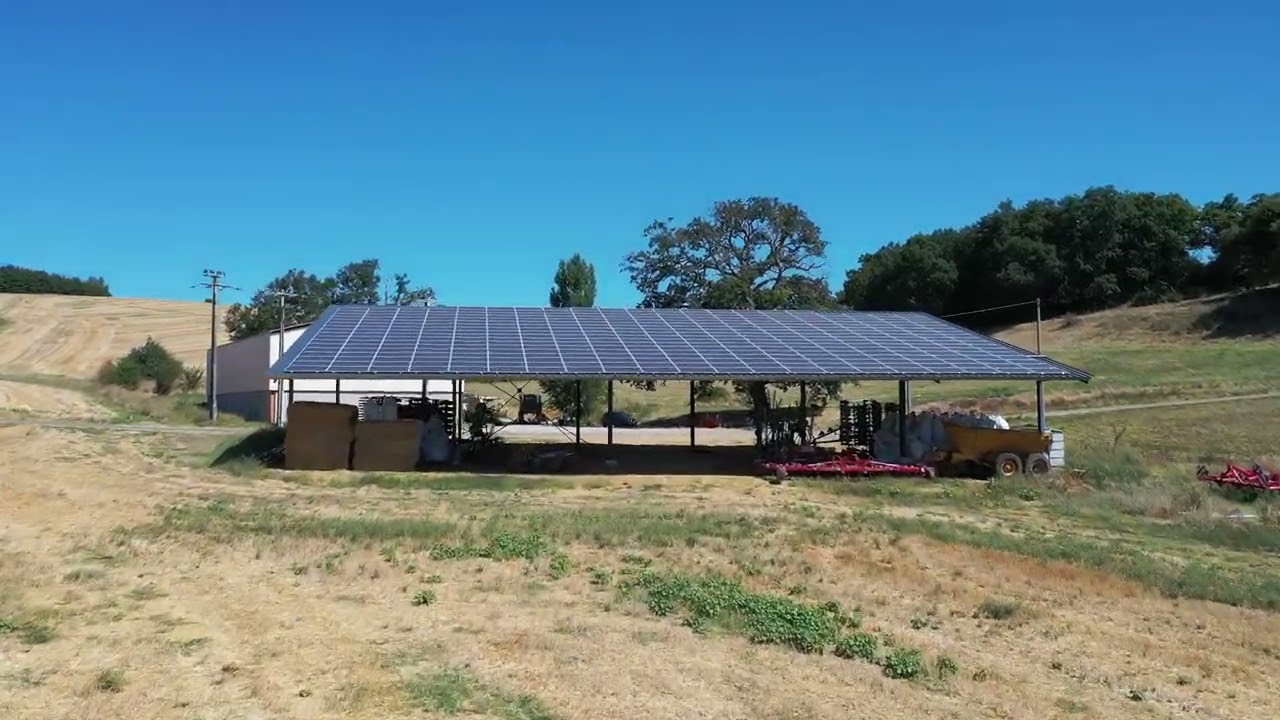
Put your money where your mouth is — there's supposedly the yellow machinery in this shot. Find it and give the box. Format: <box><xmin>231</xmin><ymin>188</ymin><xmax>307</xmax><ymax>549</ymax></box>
<box><xmin>933</xmin><ymin>423</ymin><xmax>1053</xmax><ymax>478</ymax></box>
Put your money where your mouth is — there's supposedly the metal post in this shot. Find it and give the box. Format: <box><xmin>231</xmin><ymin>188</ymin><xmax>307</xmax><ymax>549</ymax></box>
<box><xmin>606</xmin><ymin>380</ymin><xmax>614</xmax><ymax>445</ymax></box>
<box><xmin>421</xmin><ymin>379</ymin><xmax>427</xmax><ymax>399</ymax></box>
<box><xmin>1035</xmin><ymin>298</ymin><xmax>1046</xmax><ymax>433</ymax></box>
<box><xmin>335</xmin><ymin>378</ymin><xmax>341</xmax><ymax>404</ymax></box>
<box><xmin>271</xmin><ymin>290</ymin><xmax>297</xmax><ymax>427</ymax></box>
<box><xmin>450</xmin><ymin>379</ymin><xmax>459</xmax><ymax>439</ymax></box>
<box><xmin>897</xmin><ymin>380</ymin><xmax>910</xmax><ymax>460</ymax></box>
<box><xmin>689</xmin><ymin>381</ymin><xmax>696</xmax><ymax>448</ymax></box>
<box><xmin>287</xmin><ymin>378</ymin><xmax>294</xmax><ymax>423</ymax></box>
<box><xmin>799</xmin><ymin>381</ymin><xmax>808</xmax><ymax>444</ymax></box>
<box><xmin>1035</xmin><ymin>298</ymin><xmax>1043</xmax><ymax>355</ymax></box>
<box><xmin>574</xmin><ymin>380</ymin><xmax>582</xmax><ymax>448</ymax></box>
<box><xmin>1036</xmin><ymin>381</ymin><xmax>1048</xmax><ymax>433</ymax></box>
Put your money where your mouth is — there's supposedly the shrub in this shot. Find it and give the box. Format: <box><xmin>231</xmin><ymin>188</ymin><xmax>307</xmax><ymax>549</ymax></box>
<box><xmin>1072</xmin><ymin>445</ymin><xmax>1148</xmax><ymax>488</ymax></box>
<box><xmin>882</xmin><ymin>647</ymin><xmax>925</xmax><ymax>679</ymax></box>
<box><xmin>98</xmin><ymin>358</ymin><xmax>142</xmax><ymax>390</ymax></box>
<box><xmin>833</xmin><ymin>631</ymin><xmax>878</xmax><ymax>662</ymax></box>
<box><xmin>621</xmin><ymin>569</ymin><xmax>854</xmax><ymax>654</ymax></box>
<box><xmin>98</xmin><ymin>337</ymin><xmax>183</xmax><ymax>395</ymax></box>
<box><xmin>180</xmin><ymin>365</ymin><xmax>205</xmax><ymax>393</ymax></box>
<box><xmin>410</xmin><ymin>589</ymin><xmax>437</xmax><ymax>606</ymax></box>
<box><xmin>976</xmin><ymin>597</ymin><xmax>1022</xmax><ymax>620</ymax></box>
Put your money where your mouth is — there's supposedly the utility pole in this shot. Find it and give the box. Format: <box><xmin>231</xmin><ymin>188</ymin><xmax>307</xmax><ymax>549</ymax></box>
<box><xmin>267</xmin><ymin>288</ymin><xmax>299</xmax><ymax>425</ymax></box>
<box><xmin>1034</xmin><ymin>297</ymin><xmax>1047</xmax><ymax>433</ymax></box>
<box><xmin>195</xmin><ymin>270</ymin><xmax>238</xmax><ymax>422</ymax></box>
<box><xmin>1035</xmin><ymin>297</ymin><xmax>1043</xmax><ymax>355</ymax></box>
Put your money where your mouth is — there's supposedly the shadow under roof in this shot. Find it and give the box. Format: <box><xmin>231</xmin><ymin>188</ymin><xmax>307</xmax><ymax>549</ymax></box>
<box><xmin>265</xmin><ymin>305</ymin><xmax>1091</xmax><ymax>383</ymax></box>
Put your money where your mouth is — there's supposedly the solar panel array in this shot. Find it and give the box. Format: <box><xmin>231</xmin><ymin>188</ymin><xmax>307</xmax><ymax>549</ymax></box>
<box><xmin>267</xmin><ymin>305</ymin><xmax>1090</xmax><ymax>382</ymax></box>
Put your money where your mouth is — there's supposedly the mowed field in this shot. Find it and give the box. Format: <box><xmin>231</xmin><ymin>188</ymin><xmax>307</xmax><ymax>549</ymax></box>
<box><xmin>1</xmin><ymin>290</ymin><xmax>1280</xmax><ymax>718</ymax></box>
<box><xmin>3</xmin><ymin>396</ymin><xmax>1280</xmax><ymax>719</ymax></box>
<box><xmin>0</xmin><ymin>293</ymin><xmax>221</xmax><ymax>379</ymax></box>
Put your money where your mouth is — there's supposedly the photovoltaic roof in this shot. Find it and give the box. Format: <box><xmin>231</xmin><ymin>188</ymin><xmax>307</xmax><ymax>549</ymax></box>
<box><xmin>265</xmin><ymin>305</ymin><xmax>1091</xmax><ymax>382</ymax></box>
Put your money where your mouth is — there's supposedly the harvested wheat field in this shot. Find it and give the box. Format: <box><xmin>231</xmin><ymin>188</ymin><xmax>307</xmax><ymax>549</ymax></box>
<box><xmin>0</xmin><ymin>379</ymin><xmax>112</xmax><ymax>420</ymax></box>
<box><xmin>0</xmin><ymin>294</ymin><xmax>220</xmax><ymax>378</ymax></box>
<box><xmin>4</xmin><ymin>413</ymin><xmax>1280</xmax><ymax>720</ymax></box>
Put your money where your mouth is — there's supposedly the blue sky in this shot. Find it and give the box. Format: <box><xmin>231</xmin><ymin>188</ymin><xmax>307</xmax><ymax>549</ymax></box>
<box><xmin>2</xmin><ymin>0</ymin><xmax>1276</xmax><ymax>308</ymax></box>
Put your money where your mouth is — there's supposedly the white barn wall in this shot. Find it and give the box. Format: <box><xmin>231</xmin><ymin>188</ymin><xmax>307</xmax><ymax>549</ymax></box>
<box><xmin>211</xmin><ymin>323</ymin><xmax>459</xmax><ymax>423</ymax></box>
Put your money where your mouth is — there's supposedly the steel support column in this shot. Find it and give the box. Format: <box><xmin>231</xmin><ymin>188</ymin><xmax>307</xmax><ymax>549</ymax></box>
<box><xmin>799</xmin><ymin>381</ymin><xmax>808</xmax><ymax>443</ymax></box>
<box><xmin>335</xmin><ymin>378</ymin><xmax>341</xmax><ymax>404</ymax></box>
<box><xmin>574</xmin><ymin>380</ymin><xmax>582</xmax><ymax>448</ymax></box>
<box><xmin>689</xmin><ymin>381</ymin><xmax>696</xmax><ymax>448</ymax></box>
<box><xmin>606</xmin><ymin>380</ymin><xmax>614</xmax><ymax>445</ymax></box>
<box><xmin>897</xmin><ymin>380</ymin><xmax>911</xmax><ymax>460</ymax></box>
<box><xmin>1036</xmin><ymin>381</ymin><xmax>1048</xmax><ymax>433</ymax></box>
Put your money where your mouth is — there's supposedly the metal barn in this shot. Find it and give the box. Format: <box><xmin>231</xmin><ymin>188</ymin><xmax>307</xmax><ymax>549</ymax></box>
<box><xmin>207</xmin><ymin>322</ymin><xmax>460</xmax><ymax>423</ymax></box>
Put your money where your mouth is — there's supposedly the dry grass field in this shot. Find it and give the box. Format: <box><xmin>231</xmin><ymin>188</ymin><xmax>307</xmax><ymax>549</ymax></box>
<box><xmin>2</xmin><ymin>290</ymin><xmax>1280</xmax><ymax>719</ymax></box>
<box><xmin>0</xmin><ymin>293</ymin><xmax>220</xmax><ymax>379</ymax></box>
<box><xmin>4</xmin><ymin>395</ymin><xmax>1280</xmax><ymax>720</ymax></box>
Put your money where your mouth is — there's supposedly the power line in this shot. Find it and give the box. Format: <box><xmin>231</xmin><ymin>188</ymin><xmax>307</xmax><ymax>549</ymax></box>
<box><xmin>937</xmin><ymin>299</ymin><xmax>1040</xmax><ymax>320</ymax></box>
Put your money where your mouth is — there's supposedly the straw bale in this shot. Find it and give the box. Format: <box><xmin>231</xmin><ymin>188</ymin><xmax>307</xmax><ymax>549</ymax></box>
<box><xmin>287</xmin><ymin>401</ymin><xmax>357</xmax><ymax>428</ymax></box>
<box><xmin>351</xmin><ymin>420</ymin><xmax>423</xmax><ymax>472</ymax></box>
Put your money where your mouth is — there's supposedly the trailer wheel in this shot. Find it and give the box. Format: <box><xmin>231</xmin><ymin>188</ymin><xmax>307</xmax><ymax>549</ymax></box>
<box><xmin>1024</xmin><ymin>453</ymin><xmax>1051</xmax><ymax>476</ymax></box>
<box><xmin>993</xmin><ymin>452</ymin><xmax>1023</xmax><ymax>478</ymax></box>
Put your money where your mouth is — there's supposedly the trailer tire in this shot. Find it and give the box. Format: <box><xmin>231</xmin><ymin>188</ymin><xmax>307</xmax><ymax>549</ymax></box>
<box><xmin>1024</xmin><ymin>453</ymin><xmax>1051</xmax><ymax>476</ymax></box>
<box><xmin>993</xmin><ymin>452</ymin><xmax>1023</xmax><ymax>478</ymax></box>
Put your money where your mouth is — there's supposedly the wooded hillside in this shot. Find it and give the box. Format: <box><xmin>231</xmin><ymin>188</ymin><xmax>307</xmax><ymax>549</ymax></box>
<box><xmin>0</xmin><ymin>264</ymin><xmax>111</xmax><ymax>296</ymax></box>
<box><xmin>838</xmin><ymin>187</ymin><xmax>1279</xmax><ymax>326</ymax></box>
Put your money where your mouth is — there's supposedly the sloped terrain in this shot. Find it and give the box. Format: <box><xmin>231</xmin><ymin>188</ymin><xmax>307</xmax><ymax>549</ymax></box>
<box><xmin>994</xmin><ymin>285</ymin><xmax>1280</xmax><ymax>350</ymax></box>
<box><xmin>0</xmin><ymin>294</ymin><xmax>221</xmax><ymax>379</ymax></box>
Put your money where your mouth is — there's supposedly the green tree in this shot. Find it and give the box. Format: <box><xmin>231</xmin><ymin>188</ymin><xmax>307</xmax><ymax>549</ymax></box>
<box><xmin>0</xmin><ymin>265</ymin><xmax>111</xmax><ymax>296</ymax></box>
<box><xmin>623</xmin><ymin>197</ymin><xmax>839</xmax><ymax>437</ymax></box>
<box><xmin>541</xmin><ymin>253</ymin><xmax>606</xmax><ymax>423</ymax></box>
<box><xmin>837</xmin><ymin>185</ymin><xmax>1249</xmax><ymax>326</ymax></box>
<box><xmin>224</xmin><ymin>260</ymin><xmax>436</xmax><ymax>340</ymax></box>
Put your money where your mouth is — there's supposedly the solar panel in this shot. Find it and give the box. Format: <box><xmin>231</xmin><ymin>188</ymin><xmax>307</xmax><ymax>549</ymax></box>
<box><xmin>271</xmin><ymin>305</ymin><xmax>1091</xmax><ymax>382</ymax></box>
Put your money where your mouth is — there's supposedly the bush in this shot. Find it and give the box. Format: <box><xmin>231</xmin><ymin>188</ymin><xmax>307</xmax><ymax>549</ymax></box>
<box><xmin>98</xmin><ymin>337</ymin><xmax>183</xmax><ymax>395</ymax></box>
<box><xmin>833</xmin><ymin>631</ymin><xmax>878</xmax><ymax>662</ymax></box>
<box><xmin>1072</xmin><ymin>445</ymin><xmax>1148</xmax><ymax>489</ymax></box>
<box><xmin>180</xmin><ymin>365</ymin><xmax>205</xmax><ymax>393</ymax></box>
<box><xmin>98</xmin><ymin>357</ymin><xmax>143</xmax><ymax>390</ymax></box>
<box><xmin>882</xmin><ymin>647</ymin><xmax>925</xmax><ymax>679</ymax></box>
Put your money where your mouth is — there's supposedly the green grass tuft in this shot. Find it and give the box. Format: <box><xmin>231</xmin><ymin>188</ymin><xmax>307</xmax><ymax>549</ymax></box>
<box><xmin>620</xmin><ymin>569</ymin><xmax>858</xmax><ymax>654</ymax></box>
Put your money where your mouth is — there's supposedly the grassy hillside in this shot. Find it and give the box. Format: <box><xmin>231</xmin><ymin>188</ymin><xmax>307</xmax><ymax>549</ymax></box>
<box><xmin>0</xmin><ymin>293</ymin><xmax>221</xmax><ymax>379</ymax></box>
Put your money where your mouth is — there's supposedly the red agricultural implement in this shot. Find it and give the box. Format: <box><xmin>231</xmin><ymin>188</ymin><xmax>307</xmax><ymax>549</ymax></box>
<box><xmin>1195</xmin><ymin>462</ymin><xmax>1280</xmax><ymax>492</ymax></box>
<box><xmin>758</xmin><ymin>451</ymin><xmax>935</xmax><ymax>481</ymax></box>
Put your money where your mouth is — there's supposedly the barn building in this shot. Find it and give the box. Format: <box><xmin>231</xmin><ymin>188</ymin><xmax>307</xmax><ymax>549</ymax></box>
<box><xmin>206</xmin><ymin>322</ymin><xmax>459</xmax><ymax>423</ymax></box>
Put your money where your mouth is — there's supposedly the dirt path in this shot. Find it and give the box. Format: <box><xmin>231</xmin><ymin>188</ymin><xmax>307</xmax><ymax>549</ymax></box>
<box><xmin>1047</xmin><ymin>392</ymin><xmax>1280</xmax><ymax>418</ymax></box>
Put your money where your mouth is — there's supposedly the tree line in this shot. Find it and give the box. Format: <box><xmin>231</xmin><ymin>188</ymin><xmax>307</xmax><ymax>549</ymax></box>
<box><xmin>0</xmin><ymin>264</ymin><xmax>111</xmax><ymax>296</ymax></box>
<box><xmin>838</xmin><ymin>187</ymin><xmax>1280</xmax><ymax>326</ymax></box>
<box><xmin>224</xmin><ymin>259</ymin><xmax>435</xmax><ymax>340</ymax></box>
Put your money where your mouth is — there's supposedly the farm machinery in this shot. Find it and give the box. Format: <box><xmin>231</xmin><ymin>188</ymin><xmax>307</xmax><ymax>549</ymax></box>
<box><xmin>756</xmin><ymin>397</ymin><xmax>1060</xmax><ymax>482</ymax></box>
<box><xmin>1196</xmin><ymin>462</ymin><xmax>1280</xmax><ymax>492</ymax></box>
<box><xmin>756</xmin><ymin>451</ymin><xmax>935</xmax><ymax>481</ymax></box>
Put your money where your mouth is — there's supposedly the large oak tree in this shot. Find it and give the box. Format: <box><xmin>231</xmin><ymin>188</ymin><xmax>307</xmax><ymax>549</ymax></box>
<box><xmin>623</xmin><ymin>197</ymin><xmax>839</xmax><ymax>437</ymax></box>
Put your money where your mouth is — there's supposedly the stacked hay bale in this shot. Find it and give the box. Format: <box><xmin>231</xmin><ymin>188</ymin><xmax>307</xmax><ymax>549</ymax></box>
<box><xmin>285</xmin><ymin>402</ymin><xmax>357</xmax><ymax>470</ymax></box>
<box><xmin>352</xmin><ymin>419</ymin><xmax>423</xmax><ymax>472</ymax></box>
